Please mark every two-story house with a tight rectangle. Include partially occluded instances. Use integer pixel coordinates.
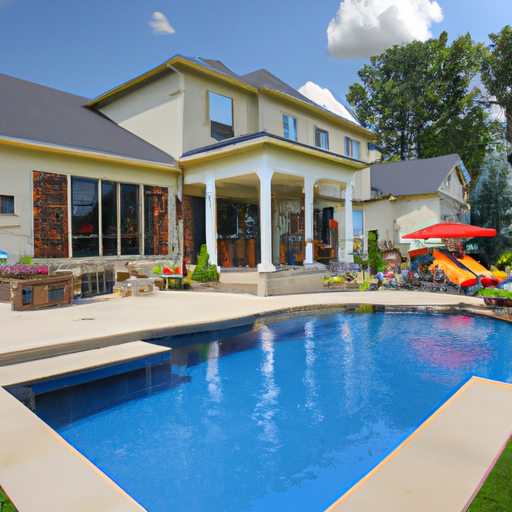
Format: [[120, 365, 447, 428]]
[[0, 55, 376, 280], [88, 55, 376, 271]]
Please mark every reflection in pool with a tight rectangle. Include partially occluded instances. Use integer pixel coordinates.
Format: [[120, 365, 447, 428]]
[[43, 313, 512, 512]]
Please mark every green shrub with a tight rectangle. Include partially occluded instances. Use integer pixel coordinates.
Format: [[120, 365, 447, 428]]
[[478, 288, 512, 299], [192, 245, 219, 282], [17, 256, 33, 265], [496, 252, 512, 270], [367, 231, 385, 274]]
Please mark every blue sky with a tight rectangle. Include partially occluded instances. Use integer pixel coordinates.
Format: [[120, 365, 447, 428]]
[[0, 0, 510, 105]]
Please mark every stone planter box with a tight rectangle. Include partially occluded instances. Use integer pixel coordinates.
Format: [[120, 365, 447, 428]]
[[483, 297, 512, 308], [0, 273, 74, 311]]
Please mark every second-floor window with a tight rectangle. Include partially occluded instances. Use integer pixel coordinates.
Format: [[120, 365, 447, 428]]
[[282, 114, 297, 141], [314, 128, 329, 149], [209, 91, 234, 141], [345, 137, 360, 159]]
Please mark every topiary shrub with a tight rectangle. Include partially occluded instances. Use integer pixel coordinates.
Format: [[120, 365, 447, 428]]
[[192, 245, 219, 282], [367, 231, 385, 275]]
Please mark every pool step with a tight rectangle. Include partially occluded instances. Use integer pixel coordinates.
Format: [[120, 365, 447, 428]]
[[0, 340, 170, 387]]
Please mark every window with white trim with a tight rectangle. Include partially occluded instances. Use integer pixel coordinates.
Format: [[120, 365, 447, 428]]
[[209, 91, 234, 141], [314, 127, 329, 149], [344, 137, 360, 159], [282, 114, 297, 141], [0, 195, 14, 214]]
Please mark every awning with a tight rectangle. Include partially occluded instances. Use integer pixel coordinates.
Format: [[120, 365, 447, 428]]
[[403, 223, 496, 240]]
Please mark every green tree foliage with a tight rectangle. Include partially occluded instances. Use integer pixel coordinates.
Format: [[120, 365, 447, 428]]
[[346, 32, 491, 186], [470, 149, 512, 264], [481, 25, 512, 165]]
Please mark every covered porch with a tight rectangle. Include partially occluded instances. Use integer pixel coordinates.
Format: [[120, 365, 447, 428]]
[[180, 134, 366, 272]]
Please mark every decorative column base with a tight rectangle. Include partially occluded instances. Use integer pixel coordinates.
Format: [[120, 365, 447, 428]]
[[257, 262, 277, 273]]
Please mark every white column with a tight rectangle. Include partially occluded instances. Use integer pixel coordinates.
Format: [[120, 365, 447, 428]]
[[343, 178, 354, 263], [205, 174, 217, 266], [257, 162, 276, 272], [304, 176, 315, 265]]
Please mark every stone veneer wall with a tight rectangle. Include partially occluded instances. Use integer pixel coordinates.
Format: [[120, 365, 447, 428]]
[[33, 171, 69, 258]]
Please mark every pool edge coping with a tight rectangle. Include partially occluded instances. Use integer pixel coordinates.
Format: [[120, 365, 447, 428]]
[[0, 302, 510, 512]]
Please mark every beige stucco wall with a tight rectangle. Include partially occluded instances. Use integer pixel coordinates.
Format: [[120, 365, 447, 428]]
[[353, 167, 372, 201], [99, 72, 183, 159], [0, 143, 180, 263], [98, 68, 373, 168], [438, 167, 466, 203], [183, 144, 357, 188], [363, 196, 442, 246], [181, 74, 259, 154], [257, 95, 372, 163]]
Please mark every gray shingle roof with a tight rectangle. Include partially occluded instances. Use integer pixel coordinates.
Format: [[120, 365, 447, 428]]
[[370, 154, 462, 197], [0, 73, 176, 166]]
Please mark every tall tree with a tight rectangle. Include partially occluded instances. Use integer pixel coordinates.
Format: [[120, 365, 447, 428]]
[[481, 25, 512, 165], [470, 146, 512, 264], [346, 32, 491, 186]]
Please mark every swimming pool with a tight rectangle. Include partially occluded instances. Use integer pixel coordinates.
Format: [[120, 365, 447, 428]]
[[38, 312, 512, 512]]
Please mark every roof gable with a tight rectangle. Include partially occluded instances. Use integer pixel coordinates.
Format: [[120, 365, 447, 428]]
[[87, 55, 374, 136], [370, 155, 462, 197]]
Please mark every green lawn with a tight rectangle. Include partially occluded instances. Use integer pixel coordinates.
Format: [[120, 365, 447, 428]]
[[0, 487, 17, 512], [468, 436, 512, 511]]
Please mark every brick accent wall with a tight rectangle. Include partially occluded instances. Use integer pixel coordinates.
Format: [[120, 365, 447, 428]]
[[33, 171, 69, 258], [144, 185, 169, 255]]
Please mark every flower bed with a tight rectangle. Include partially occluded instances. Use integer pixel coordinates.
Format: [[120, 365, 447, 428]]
[[0, 264, 49, 277]]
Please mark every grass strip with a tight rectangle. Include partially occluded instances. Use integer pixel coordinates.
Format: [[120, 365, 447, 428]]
[[0, 487, 17, 512], [468, 436, 512, 511]]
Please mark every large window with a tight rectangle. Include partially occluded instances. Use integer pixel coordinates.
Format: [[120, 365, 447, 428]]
[[314, 127, 329, 149], [71, 177, 99, 257], [344, 137, 360, 159], [282, 114, 297, 141], [0, 195, 14, 214], [101, 181, 118, 256], [209, 92, 234, 141], [120, 183, 140, 255]]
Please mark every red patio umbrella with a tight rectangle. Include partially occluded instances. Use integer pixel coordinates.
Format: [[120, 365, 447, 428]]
[[402, 222, 496, 240]]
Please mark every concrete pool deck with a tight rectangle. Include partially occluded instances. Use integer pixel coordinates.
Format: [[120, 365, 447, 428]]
[[0, 288, 489, 365], [0, 288, 511, 511]]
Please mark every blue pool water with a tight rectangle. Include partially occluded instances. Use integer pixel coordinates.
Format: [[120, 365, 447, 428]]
[[51, 313, 512, 512]]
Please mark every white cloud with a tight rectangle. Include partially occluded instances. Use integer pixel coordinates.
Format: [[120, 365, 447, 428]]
[[327, 0, 443, 59], [298, 81, 359, 124], [149, 11, 175, 35]]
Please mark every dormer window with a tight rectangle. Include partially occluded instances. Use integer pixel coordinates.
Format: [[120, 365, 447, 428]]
[[282, 114, 297, 141], [209, 92, 234, 141]]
